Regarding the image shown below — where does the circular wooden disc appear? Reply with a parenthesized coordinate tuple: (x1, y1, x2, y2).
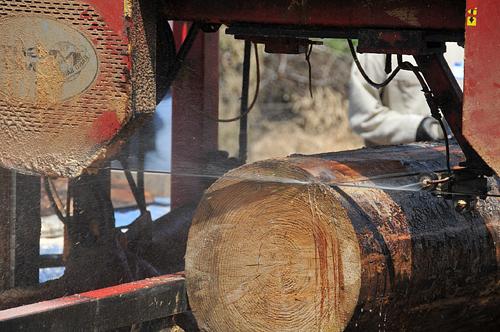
(0, 2, 132, 177)
(186, 160, 361, 332)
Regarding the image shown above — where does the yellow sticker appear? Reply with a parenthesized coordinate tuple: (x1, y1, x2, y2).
(467, 16, 477, 26)
(124, 0, 133, 18)
(467, 8, 478, 16)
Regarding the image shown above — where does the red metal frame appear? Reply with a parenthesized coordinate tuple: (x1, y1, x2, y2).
(2, 0, 498, 328)
(85, 0, 128, 40)
(163, 0, 465, 31)
(0, 274, 187, 330)
(463, 0, 500, 174)
(165, 0, 498, 176)
(171, 23, 219, 208)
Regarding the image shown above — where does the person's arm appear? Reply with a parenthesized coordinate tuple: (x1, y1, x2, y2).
(348, 54, 427, 145)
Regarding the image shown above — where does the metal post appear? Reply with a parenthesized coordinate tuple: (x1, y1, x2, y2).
(238, 40, 251, 164)
(0, 169, 41, 289)
(69, 169, 112, 247)
(171, 23, 219, 208)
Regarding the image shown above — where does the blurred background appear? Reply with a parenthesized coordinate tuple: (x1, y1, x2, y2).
(218, 33, 363, 161)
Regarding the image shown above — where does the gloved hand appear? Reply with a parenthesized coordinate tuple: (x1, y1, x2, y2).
(416, 117, 445, 141)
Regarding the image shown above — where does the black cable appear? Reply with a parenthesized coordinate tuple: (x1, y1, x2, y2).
(384, 54, 392, 74)
(437, 118, 452, 173)
(399, 60, 452, 174)
(347, 40, 452, 174)
(248, 43, 260, 112)
(348, 39, 402, 89)
(305, 44, 314, 98)
(239, 40, 252, 163)
(163, 27, 260, 123)
(205, 42, 260, 123)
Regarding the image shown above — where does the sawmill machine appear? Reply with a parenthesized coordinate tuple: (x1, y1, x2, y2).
(0, 0, 496, 205)
(0, 0, 498, 330)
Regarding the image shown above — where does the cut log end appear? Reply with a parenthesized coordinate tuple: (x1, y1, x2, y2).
(186, 161, 361, 332)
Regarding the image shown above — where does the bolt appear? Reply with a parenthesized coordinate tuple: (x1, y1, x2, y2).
(455, 199, 469, 213)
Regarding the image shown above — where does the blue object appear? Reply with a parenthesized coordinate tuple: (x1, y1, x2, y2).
(145, 95, 172, 172)
(39, 267, 65, 283)
(114, 202, 171, 228)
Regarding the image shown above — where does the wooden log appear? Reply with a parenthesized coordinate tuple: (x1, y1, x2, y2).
(185, 143, 499, 331)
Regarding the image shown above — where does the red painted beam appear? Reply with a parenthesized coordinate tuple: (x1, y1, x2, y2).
(85, 0, 127, 39)
(463, 0, 500, 175)
(0, 274, 187, 331)
(171, 23, 219, 208)
(164, 0, 465, 31)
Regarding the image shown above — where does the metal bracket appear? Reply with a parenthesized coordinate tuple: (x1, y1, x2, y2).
(357, 30, 446, 55)
(414, 52, 493, 176)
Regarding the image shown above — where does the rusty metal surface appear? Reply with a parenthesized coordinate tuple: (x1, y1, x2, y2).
(462, 0, 500, 175)
(0, 0, 156, 177)
(163, 0, 465, 32)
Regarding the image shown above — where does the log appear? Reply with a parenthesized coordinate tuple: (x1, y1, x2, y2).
(185, 143, 499, 332)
